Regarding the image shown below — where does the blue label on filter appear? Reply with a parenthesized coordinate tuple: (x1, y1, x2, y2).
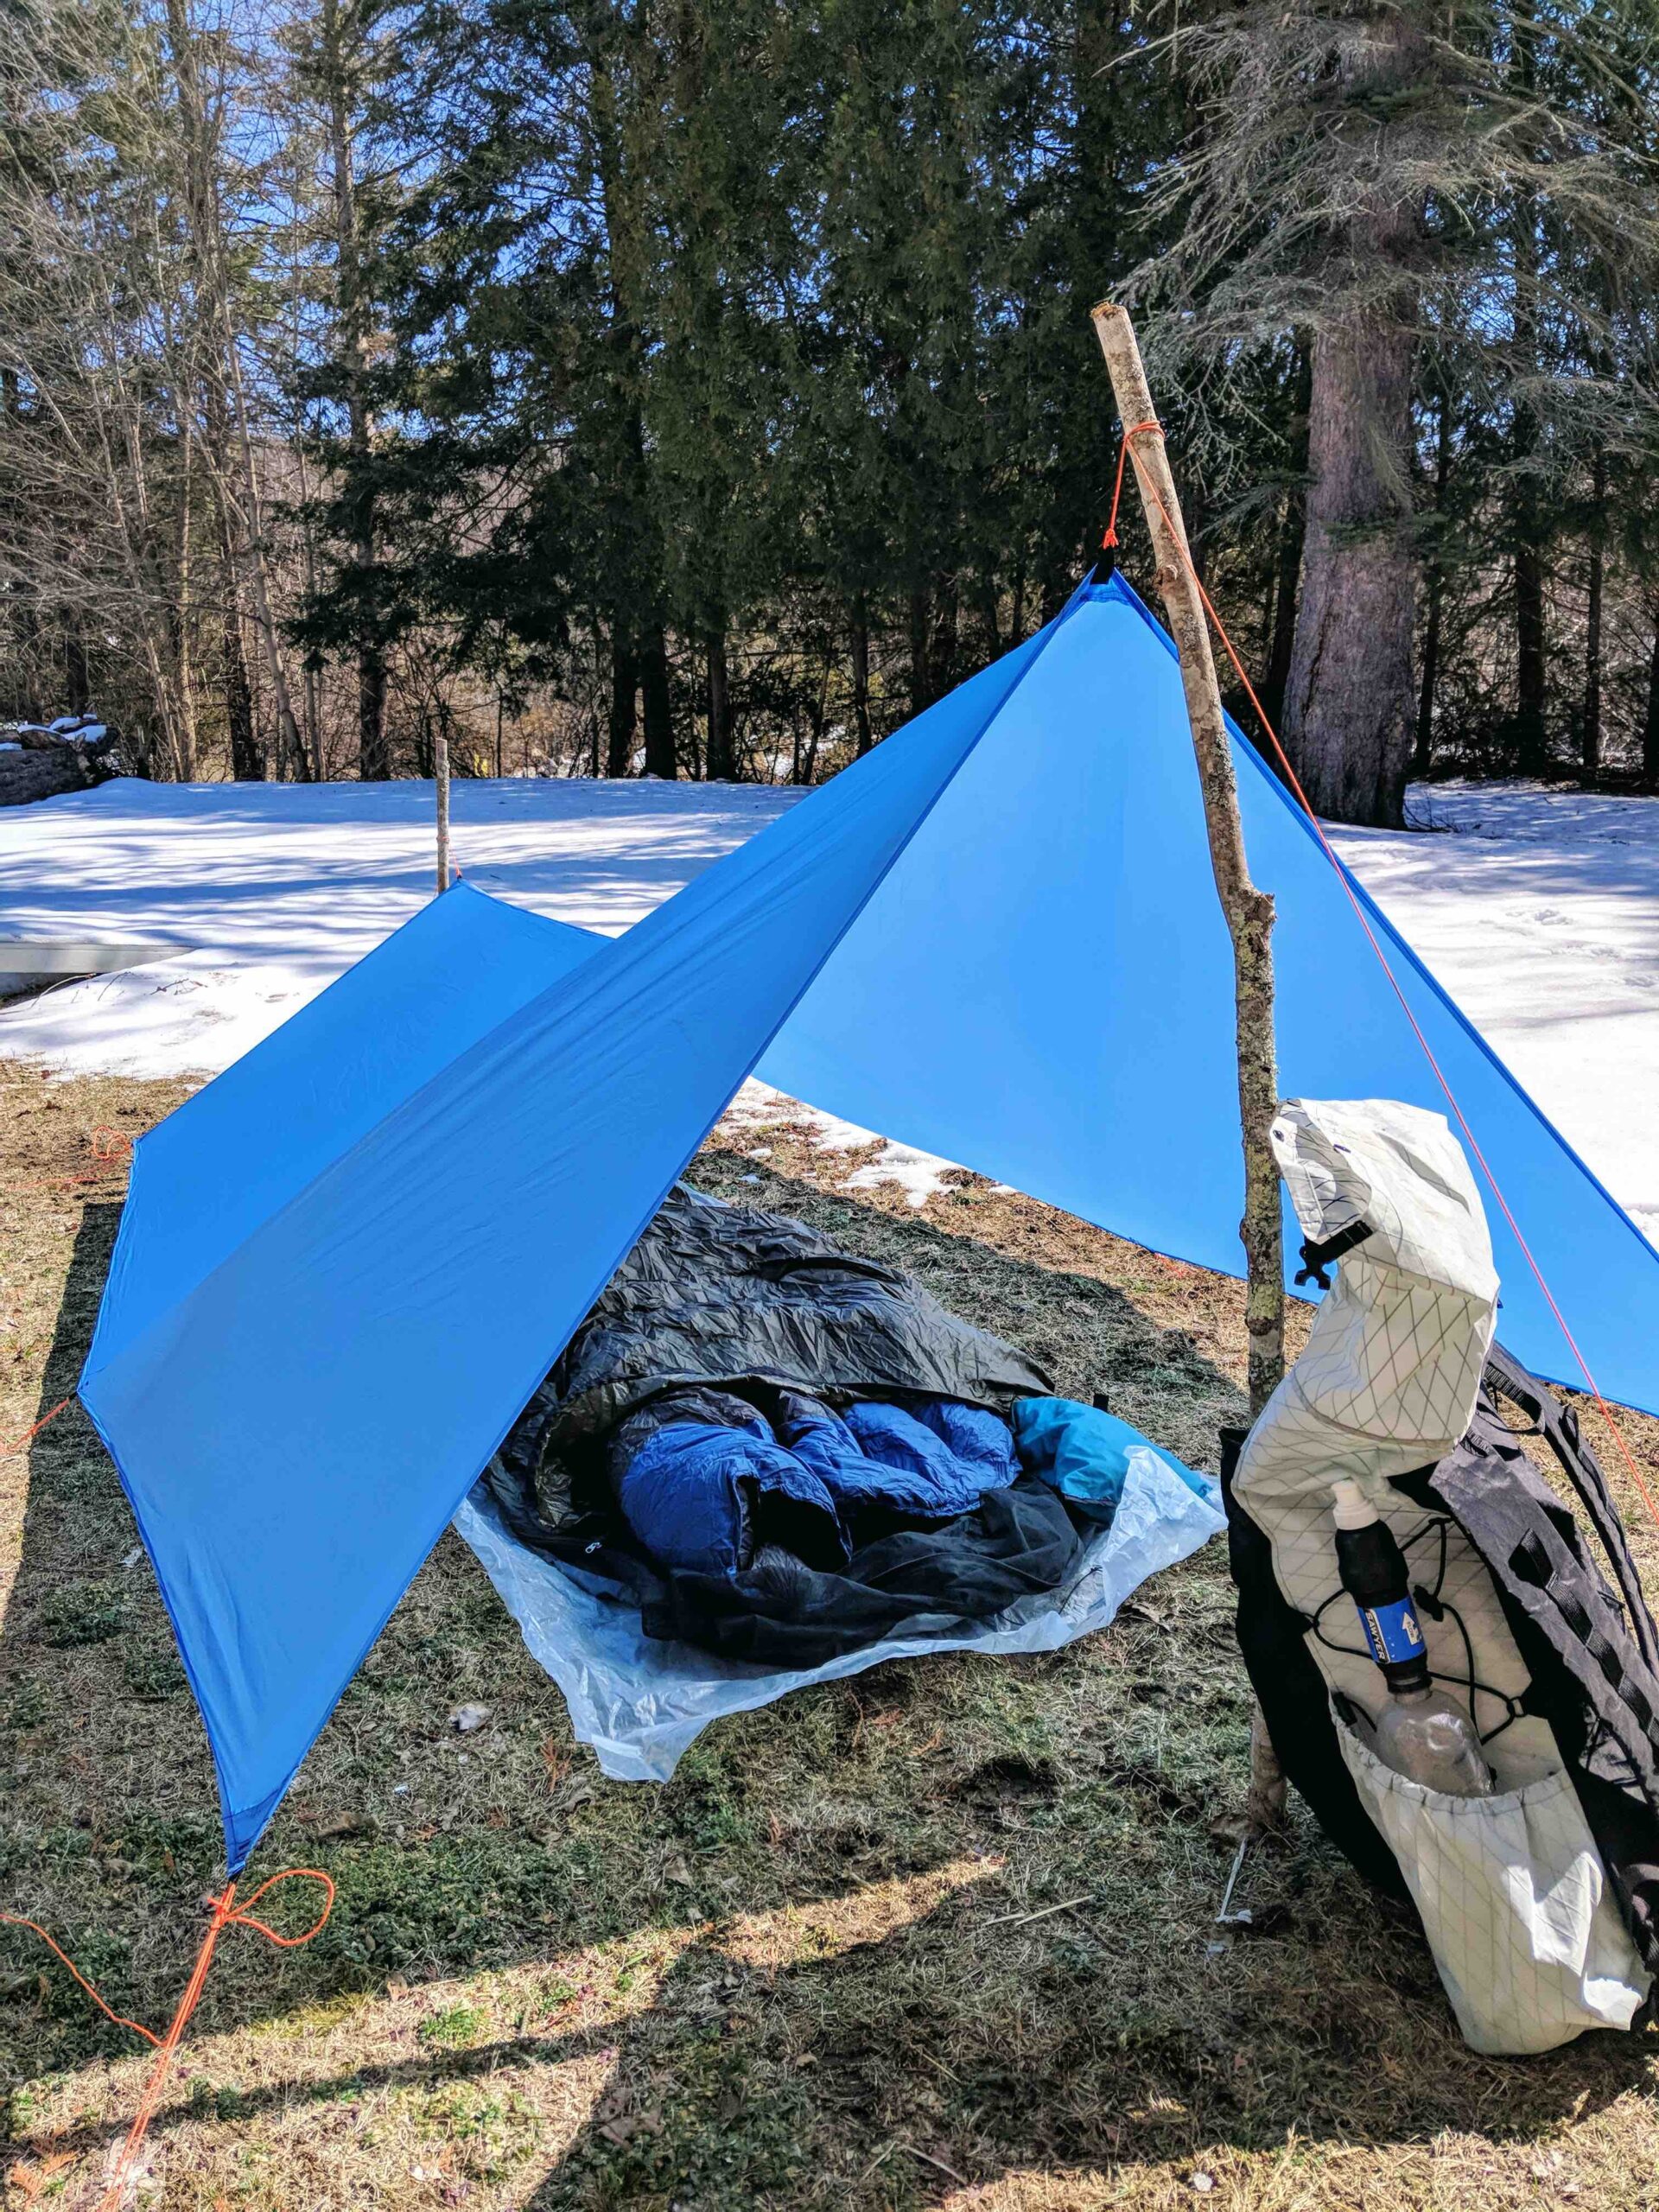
(1358, 1596, 1425, 1668)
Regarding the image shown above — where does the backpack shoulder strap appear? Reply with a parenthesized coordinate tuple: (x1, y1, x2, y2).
(1484, 1341, 1659, 1679)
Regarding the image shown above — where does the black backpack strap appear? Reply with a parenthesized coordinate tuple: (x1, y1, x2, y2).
(1418, 1425, 1659, 1802)
(1484, 1341, 1659, 1680)
(1294, 1220, 1373, 1292)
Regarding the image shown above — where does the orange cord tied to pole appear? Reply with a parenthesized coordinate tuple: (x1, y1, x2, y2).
(3, 1869, 334, 2209)
(1101, 419, 1161, 552)
(1111, 427, 1659, 1531)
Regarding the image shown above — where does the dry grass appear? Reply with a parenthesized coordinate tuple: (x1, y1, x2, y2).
(3, 1069, 1659, 2210)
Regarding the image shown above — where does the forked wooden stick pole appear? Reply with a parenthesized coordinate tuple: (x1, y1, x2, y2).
(1090, 301, 1287, 1831)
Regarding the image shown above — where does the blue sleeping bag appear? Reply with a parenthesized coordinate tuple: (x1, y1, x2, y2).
(614, 1415, 846, 1577)
(775, 1393, 1016, 1518)
(617, 1393, 1021, 1579)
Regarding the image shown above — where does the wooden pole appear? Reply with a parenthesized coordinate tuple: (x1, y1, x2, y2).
(1091, 301, 1287, 1832)
(1090, 303, 1285, 1412)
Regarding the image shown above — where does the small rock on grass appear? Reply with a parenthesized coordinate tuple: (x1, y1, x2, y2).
(448, 1702, 492, 1732)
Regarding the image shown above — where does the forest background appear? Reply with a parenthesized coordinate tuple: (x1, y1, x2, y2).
(3, 0, 1658, 828)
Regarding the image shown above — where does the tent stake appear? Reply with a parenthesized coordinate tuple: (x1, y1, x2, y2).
(1090, 302, 1287, 1830)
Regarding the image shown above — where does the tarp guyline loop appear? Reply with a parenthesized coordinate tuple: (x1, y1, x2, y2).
(3, 1868, 334, 2209)
(1100, 418, 1161, 555)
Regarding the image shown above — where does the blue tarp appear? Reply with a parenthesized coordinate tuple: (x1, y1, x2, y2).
(79, 573, 1659, 1872)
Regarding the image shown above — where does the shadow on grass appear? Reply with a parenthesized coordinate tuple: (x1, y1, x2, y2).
(3, 1165, 1655, 2205)
(20, 1889, 1658, 2208)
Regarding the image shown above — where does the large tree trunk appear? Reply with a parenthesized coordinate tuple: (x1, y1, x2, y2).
(704, 627, 732, 780)
(1414, 386, 1453, 778)
(358, 648, 389, 780)
(851, 605, 874, 757)
(640, 623, 676, 777)
(1643, 598, 1659, 791)
(1282, 316, 1416, 825)
(1513, 504, 1548, 774)
(1280, 3, 1423, 829)
(223, 584, 258, 781)
(1262, 340, 1313, 732)
(907, 588, 931, 719)
(1581, 446, 1606, 785)
(607, 635, 638, 776)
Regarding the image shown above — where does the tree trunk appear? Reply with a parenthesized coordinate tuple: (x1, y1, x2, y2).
(204, 353, 259, 779)
(1644, 600, 1659, 791)
(907, 588, 931, 719)
(1509, 35, 1548, 781)
(1281, 3, 1421, 829)
(607, 635, 639, 775)
(704, 627, 732, 780)
(929, 582, 959, 701)
(851, 607, 874, 757)
(320, 0, 387, 783)
(223, 589, 258, 780)
(1262, 340, 1312, 732)
(358, 649, 389, 780)
(1414, 583, 1443, 783)
(640, 624, 676, 777)
(1283, 316, 1416, 825)
(65, 630, 91, 718)
(165, 0, 302, 780)
(1581, 447, 1605, 785)
(1414, 387, 1453, 779)
(1514, 516, 1548, 775)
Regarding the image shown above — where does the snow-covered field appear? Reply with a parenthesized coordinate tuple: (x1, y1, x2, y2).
(2, 772, 1655, 1239)
(1329, 785, 1659, 1242)
(0, 777, 796, 1078)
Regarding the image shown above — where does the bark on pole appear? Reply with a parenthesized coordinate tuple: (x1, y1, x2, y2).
(1090, 302, 1287, 1832)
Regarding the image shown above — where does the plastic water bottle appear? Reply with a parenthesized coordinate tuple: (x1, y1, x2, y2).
(1332, 1480, 1494, 1797)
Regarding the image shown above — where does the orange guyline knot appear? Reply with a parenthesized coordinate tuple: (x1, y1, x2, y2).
(8, 1122, 134, 1199)
(3, 1868, 334, 2210)
(1101, 418, 1164, 552)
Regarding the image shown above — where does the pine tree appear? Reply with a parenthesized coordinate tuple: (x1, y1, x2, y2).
(1142, 0, 1659, 823)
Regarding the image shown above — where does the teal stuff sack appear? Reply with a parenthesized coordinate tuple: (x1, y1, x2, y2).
(1012, 1397, 1211, 1521)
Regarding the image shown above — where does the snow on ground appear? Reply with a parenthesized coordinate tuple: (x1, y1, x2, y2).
(1, 772, 1655, 1236)
(1328, 782, 1659, 1243)
(0, 775, 798, 1079)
